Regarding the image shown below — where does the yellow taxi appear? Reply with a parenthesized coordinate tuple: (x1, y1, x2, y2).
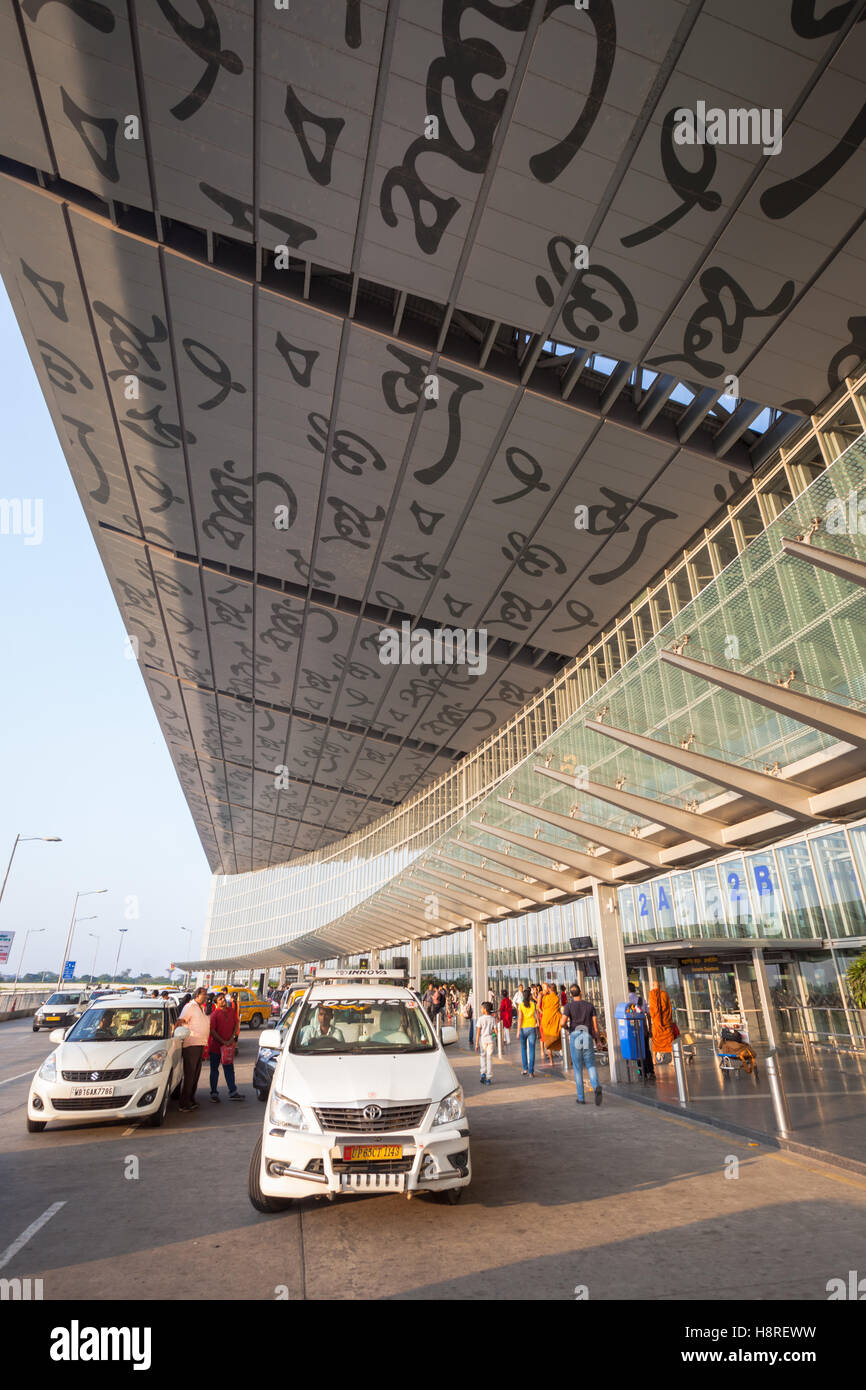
(220, 986, 269, 1029)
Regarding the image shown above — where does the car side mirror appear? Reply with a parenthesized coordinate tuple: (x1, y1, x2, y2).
(258, 1028, 282, 1049)
(49, 1028, 65, 1044)
(174, 1025, 191, 1040)
(440, 1025, 458, 1046)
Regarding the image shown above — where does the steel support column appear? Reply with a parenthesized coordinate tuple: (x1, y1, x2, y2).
(472, 922, 489, 1025)
(592, 880, 630, 1084)
(752, 947, 779, 1051)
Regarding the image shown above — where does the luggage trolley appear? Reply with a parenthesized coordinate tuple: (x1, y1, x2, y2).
(714, 1011, 754, 1077)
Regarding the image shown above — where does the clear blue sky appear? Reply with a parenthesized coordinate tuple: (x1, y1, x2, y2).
(0, 284, 212, 979)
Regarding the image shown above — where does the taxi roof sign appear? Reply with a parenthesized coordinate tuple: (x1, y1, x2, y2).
(303, 968, 407, 982)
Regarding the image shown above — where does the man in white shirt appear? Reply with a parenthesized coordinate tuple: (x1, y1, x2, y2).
(178, 986, 210, 1111)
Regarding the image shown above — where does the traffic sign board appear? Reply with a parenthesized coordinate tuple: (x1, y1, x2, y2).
(62, 960, 76, 980)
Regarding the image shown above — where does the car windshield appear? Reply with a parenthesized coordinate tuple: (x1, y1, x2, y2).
(290, 997, 436, 1054)
(45, 994, 78, 1006)
(66, 1006, 168, 1042)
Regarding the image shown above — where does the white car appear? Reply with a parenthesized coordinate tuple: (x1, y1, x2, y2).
(249, 970, 471, 1212)
(27, 995, 188, 1132)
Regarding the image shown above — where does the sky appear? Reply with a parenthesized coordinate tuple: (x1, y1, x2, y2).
(0, 284, 213, 979)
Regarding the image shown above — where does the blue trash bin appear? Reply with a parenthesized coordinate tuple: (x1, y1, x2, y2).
(616, 1002, 643, 1061)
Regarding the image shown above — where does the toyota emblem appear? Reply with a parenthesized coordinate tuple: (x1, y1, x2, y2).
(362, 1104, 382, 1121)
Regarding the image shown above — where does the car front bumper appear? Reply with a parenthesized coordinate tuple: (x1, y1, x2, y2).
(259, 1122, 471, 1199)
(28, 1072, 170, 1123)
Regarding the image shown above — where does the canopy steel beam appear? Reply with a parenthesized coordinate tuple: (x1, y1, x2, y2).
(499, 794, 664, 869)
(473, 819, 618, 884)
(638, 373, 677, 429)
(389, 883, 478, 923)
(351, 903, 431, 940)
(781, 536, 866, 589)
(370, 896, 454, 933)
(584, 719, 820, 820)
(413, 866, 510, 915)
(677, 387, 722, 443)
(533, 763, 728, 848)
(465, 835, 579, 893)
(433, 852, 541, 904)
(660, 649, 866, 750)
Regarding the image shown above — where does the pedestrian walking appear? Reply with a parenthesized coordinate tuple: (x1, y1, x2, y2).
(517, 987, 537, 1077)
(177, 986, 210, 1112)
(562, 985, 603, 1106)
(475, 1001, 496, 1084)
(648, 980, 676, 1063)
(462, 990, 475, 1047)
(540, 981, 564, 1071)
(207, 991, 245, 1102)
(498, 989, 513, 1047)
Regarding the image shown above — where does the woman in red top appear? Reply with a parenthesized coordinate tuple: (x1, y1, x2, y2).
(498, 990, 513, 1048)
(207, 993, 245, 1102)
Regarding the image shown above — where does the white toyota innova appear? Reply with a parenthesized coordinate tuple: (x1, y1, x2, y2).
(249, 970, 470, 1210)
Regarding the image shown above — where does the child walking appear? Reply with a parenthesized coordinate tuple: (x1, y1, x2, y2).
(475, 1000, 497, 1085)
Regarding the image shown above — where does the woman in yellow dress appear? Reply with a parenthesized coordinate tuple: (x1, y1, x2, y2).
(517, 988, 538, 1076)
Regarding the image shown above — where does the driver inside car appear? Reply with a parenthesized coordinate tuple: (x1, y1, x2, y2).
(299, 1005, 346, 1046)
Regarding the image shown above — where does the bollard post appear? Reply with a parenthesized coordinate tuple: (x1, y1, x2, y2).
(497, 1020, 502, 1059)
(563, 1026, 571, 1075)
(436, 1012, 442, 1040)
(765, 1051, 791, 1136)
(671, 1038, 689, 1108)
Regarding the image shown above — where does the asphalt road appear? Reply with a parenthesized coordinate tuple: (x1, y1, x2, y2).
(2, 1016, 866, 1301)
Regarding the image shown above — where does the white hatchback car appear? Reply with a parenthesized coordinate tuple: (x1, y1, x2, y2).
(249, 971, 471, 1211)
(27, 995, 188, 1132)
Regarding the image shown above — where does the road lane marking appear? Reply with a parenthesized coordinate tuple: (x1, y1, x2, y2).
(0, 1201, 65, 1271)
(121, 1126, 138, 1136)
(0, 1070, 35, 1086)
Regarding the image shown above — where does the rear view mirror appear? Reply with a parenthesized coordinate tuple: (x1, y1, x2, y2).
(174, 1025, 191, 1040)
(440, 1025, 458, 1046)
(258, 1028, 282, 1050)
(49, 1028, 65, 1044)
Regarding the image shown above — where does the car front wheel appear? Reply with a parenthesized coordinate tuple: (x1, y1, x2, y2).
(32, 1024, 39, 1032)
(147, 1083, 170, 1128)
(248, 1137, 293, 1213)
(250, 1013, 263, 1029)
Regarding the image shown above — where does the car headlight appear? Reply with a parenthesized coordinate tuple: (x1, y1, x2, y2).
(269, 1092, 308, 1130)
(38, 1052, 57, 1082)
(135, 1050, 168, 1078)
(432, 1086, 464, 1126)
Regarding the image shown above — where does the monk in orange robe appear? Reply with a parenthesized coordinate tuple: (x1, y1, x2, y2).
(648, 984, 675, 1059)
(540, 983, 563, 1064)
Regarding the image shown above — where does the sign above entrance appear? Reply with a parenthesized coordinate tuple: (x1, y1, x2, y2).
(680, 955, 723, 974)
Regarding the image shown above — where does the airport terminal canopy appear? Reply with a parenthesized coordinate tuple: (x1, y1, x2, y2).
(1, 0, 865, 873)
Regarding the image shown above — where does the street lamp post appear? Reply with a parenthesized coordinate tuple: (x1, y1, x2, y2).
(58, 889, 106, 987)
(88, 932, 100, 985)
(112, 928, 128, 984)
(12, 927, 45, 988)
(181, 927, 192, 987)
(0, 835, 61, 913)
